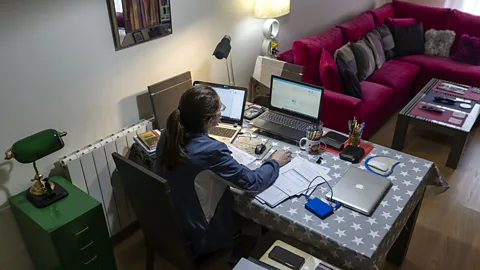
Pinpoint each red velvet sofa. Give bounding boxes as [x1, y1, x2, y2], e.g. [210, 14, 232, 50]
[279, 0, 480, 139]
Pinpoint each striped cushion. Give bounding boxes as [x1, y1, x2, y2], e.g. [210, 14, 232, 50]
[334, 43, 358, 78]
[377, 25, 395, 60]
[352, 39, 376, 81]
[365, 29, 386, 69]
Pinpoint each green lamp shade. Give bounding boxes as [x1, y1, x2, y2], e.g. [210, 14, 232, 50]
[10, 129, 66, 164]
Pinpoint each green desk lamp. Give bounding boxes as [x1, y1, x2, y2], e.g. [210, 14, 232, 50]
[5, 129, 69, 208]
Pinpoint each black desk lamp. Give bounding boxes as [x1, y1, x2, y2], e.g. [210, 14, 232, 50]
[213, 35, 235, 86]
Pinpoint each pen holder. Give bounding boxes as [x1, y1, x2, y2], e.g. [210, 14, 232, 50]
[348, 131, 362, 147]
[299, 138, 321, 155]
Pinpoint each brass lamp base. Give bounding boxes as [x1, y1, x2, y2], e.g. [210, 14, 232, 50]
[26, 178, 69, 208]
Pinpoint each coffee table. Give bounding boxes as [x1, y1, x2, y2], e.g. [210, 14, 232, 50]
[392, 78, 480, 169]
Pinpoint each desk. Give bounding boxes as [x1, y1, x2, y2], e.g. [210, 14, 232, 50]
[233, 129, 440, 270]
[126, 124, 445, 270]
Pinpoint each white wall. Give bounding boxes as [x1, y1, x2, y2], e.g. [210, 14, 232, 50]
[0, 0, 374, 268]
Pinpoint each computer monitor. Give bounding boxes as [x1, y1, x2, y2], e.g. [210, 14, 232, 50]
[269, 76, 324, 122]
[193, 81, 247, 124]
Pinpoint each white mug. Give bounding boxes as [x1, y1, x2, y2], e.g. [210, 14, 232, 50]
[299, 138, 321, 154]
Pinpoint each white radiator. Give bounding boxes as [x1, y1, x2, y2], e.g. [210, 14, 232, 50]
[59, 119, 153, 236]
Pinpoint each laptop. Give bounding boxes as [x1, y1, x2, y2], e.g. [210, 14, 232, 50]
[252, 75, 324, 142]
[193, 81, 247, 144]
[328, 167, 392, 215]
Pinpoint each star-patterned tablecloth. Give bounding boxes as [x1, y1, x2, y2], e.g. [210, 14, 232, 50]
[233, 131, 440, 270]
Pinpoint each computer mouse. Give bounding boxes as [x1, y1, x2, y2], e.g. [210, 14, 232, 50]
[255, 144, 266, 155]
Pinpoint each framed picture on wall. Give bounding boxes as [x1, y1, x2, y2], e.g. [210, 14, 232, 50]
[133, 31, 144, 43]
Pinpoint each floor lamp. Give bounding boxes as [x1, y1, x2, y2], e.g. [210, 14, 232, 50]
[213, 35, 235, 86]
[254, 0, 291, 58]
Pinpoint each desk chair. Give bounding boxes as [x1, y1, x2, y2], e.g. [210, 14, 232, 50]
[112, 153, 229, 270]
[148, 71, 192, 129]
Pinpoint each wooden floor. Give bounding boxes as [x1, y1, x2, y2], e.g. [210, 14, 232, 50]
[114, 113, 480, 270]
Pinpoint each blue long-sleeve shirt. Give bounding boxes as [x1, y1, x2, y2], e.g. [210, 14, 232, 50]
[154, 132, 279, 255]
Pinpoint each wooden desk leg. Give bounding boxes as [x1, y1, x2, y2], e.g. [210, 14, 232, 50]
[446, 131, 468, 169]
[392, 114, 409, 151]
[386, 192, 424, 265]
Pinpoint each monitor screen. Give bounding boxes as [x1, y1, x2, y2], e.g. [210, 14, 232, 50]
[270, 77, 323, 120]
[210, 86, 246, 122]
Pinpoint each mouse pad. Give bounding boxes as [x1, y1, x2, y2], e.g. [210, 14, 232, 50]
[234, 137, 273, 160]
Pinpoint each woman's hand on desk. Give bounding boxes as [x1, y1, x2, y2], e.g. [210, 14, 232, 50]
[271, 150, 293, 167]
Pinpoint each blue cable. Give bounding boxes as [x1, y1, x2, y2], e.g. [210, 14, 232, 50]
[302, 175, 334, 205]
[364, 156, 400, 177]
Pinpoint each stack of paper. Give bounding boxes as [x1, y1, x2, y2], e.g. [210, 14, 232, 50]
[256, 157, 332, 207]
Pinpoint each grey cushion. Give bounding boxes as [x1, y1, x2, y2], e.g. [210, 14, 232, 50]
[424, 29, 456, 57]
[365, 29, 385, 69]
[377, 25, 395, 60]
[352, 39, 376, 81]
[334, 43, 358, 78]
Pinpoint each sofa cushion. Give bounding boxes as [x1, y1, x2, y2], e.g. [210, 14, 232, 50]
[319, 49, 343, 93]
[396, 55, 480, 87]
[352, 39, 376, 81]
[393, 23, 425, 57]
[377, 25, 395, 60]
[367, 60, 420, 106]
[393, 0, 452, 31]
[424, 29, 456, 57]
[293, 27, 344, 86]
[337, 12, 376, 43]
[335, 43, 358, 78]
[365, 29, 386, 69]
[355, 81, 396, 138]
[386, 17, 416, 28]
[370, 3, 395, 26]
[452, 34, 480, 65]
[445, 10, 480, 53]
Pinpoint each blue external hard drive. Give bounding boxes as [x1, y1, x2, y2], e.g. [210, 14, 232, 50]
[305, 198, 334, 219]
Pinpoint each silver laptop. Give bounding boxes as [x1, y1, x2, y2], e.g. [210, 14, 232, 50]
[328, 167, 392, 215]
[193, 81, 247, 144]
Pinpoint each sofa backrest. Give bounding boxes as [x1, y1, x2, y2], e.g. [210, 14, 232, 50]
[370, 3, 395, 27]
[393, 0, 452, 31]
[292, 27, 344, 86]
[337, 11, 376, 43]
[445, 9, 480, 53]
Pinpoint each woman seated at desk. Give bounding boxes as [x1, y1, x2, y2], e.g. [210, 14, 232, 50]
[154, 85, 292, 257]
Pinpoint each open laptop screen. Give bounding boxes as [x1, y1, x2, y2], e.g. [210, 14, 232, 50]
[270, 76, 323, 121]
[193, 81, 247, 123]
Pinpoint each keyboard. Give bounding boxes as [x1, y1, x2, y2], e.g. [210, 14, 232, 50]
[260, 112, 310, 131]
[210, 126, 237, 138]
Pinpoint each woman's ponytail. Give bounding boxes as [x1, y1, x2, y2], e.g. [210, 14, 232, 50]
[158, 85, 220, 171]
[159, 109, 188, 170]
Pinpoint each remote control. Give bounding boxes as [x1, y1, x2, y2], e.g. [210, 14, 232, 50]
[420, 105, 444, 113]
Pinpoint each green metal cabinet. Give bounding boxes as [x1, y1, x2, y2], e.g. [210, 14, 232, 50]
[9, 177, 117, 270]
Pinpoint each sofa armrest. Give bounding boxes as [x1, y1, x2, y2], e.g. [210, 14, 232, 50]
[321, 90, 361, 134]
[278, 50, 294, 63]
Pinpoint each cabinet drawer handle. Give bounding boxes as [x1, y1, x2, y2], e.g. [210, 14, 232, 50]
[84, 255, 97, 265]
[80, 241, 94, 251]
[75, 226, 90, 235]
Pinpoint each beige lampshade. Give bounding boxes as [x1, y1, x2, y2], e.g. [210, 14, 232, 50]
[254, 0, 291, 19]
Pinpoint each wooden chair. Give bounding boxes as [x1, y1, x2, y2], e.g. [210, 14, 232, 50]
[112, 153, 229, 270]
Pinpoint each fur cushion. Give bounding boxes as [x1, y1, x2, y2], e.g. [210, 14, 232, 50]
[424, 29, 456, 57]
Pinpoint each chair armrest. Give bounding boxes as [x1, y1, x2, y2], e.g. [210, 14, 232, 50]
[278, 50, 294, 63]
[321, 90, 361, 134]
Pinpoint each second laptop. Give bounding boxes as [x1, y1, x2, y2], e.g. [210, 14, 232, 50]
[252, 75, 324, 142]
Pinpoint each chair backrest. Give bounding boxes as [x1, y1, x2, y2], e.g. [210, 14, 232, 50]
[112, 152, 196, 270]
[148, 71, 192, 129]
